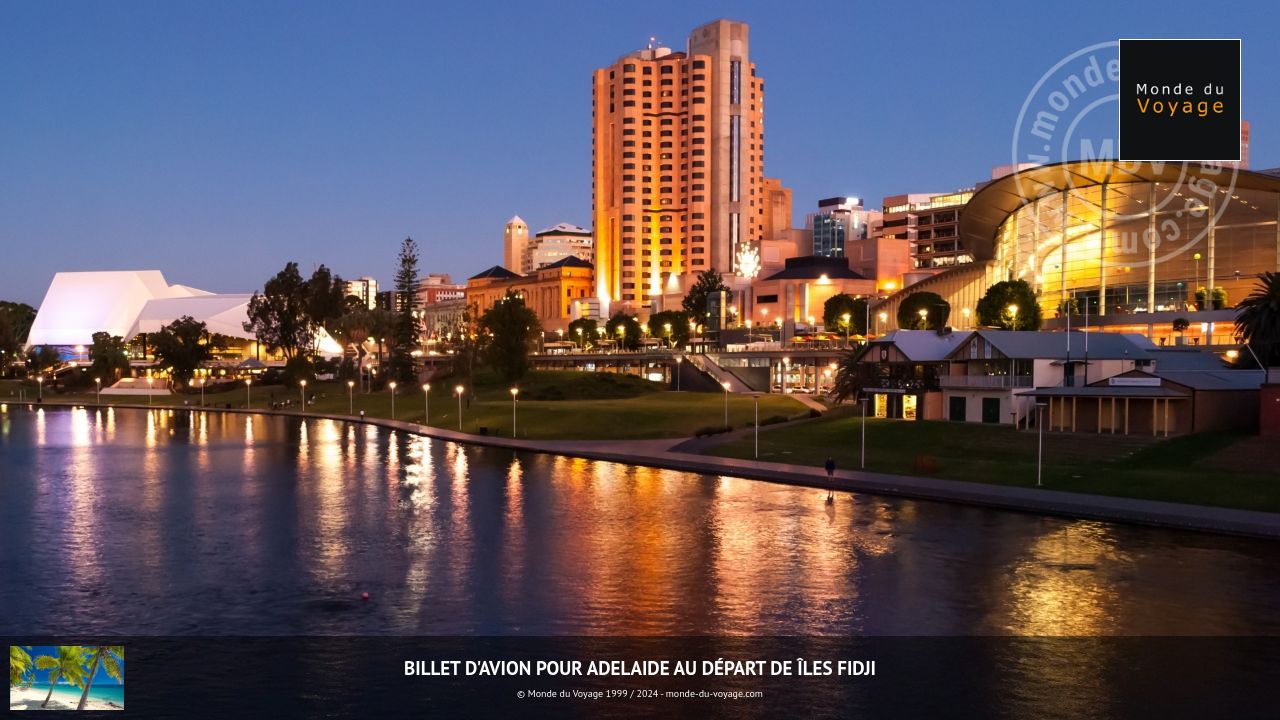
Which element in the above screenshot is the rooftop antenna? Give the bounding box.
[647,35,658,50]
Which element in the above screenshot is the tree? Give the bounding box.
[305,265,347,338]
[0,301,35,372]
[388,237,421,382]
[1235,271,1280,365]
[1172,317,1190,339]
[823,294,867,336]
[151,316,212,386]
[648,310,691,348]
[10,645,33,686]
[244,262,312,360]
[605,312,642,350]
[479,291,540,382]
[25,345,61,376]
[88,332,130,384]
[35,646,88,709]
[898,292,950,330]
[682,268,729,319]
[567,318,598,349]
[976,280,1041,330]
[75,646,123,712]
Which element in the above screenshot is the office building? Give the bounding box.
[880,189,974,271]
[416,273,466,305]
[527,223,594,273]
[592,19,765,311]
[344,276,379,309]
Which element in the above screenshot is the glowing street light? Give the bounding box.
[198,377,205,408]
[455,385,465,431]
[918,308,928,329]
[147,376,154,406]
[347,380,355,414]
[94,377,101,406]
[245,377,253,408]
[388,380,397,419]
[1007,304,1020,329]
[842,312,852,347]
[878,311,888,333]
[675,355,683,391]
[663,322,672,347]
[299,379,308,409]
[510,386,519,437]
[422,383,431,425]
[961,307,972,327]
[782,356,791,395]
[576,326,584,350]
[36,375,43,402]
[722,381,731,427]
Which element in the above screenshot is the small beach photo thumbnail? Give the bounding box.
[10,646,124,711]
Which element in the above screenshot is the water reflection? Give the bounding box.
[1,407,1279,639]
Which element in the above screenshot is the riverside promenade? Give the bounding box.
[22,400,1280,539]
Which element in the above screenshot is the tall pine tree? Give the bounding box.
[388,237,421,382]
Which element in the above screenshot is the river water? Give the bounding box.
[2,405,1278,637]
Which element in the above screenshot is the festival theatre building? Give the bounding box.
[876,161,1280,347]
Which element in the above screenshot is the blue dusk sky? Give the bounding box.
[2,0,1278,305]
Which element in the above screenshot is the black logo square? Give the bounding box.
[1119,39,1240,161]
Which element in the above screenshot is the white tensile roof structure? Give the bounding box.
[27,270,346,355]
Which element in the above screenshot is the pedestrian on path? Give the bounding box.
[824,456,836,504]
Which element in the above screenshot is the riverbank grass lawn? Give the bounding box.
[703,410,1280,513]
[0,372,809,441]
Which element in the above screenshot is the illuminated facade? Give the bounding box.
[880,190,974,270]
[972,162,1280,328]
[592,19,765,311]
[465,257,595,333]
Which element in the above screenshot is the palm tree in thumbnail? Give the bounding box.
[34,645,88,708]
[1235,271,1280,366]
[9,645,33,686]
[76,645,124,711]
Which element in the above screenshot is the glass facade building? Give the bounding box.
[961,162,1280,320]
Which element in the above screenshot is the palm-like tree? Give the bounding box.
[1235,271,1280,366]
[9,645,33,686]
[76,646,124,711]
[34,645,88,708]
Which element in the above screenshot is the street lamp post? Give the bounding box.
[1036,402,1048,486]
[245,377,252,408]
[455,385,465,431]
[842,312,852,347]
[722,381,731,428]
[422,383,430,425]
[1007,304,1020,330]
[36,375,43,402]
[347,380,355,415]
[299,379,307,409]
[147,377,154,406]
[388,381,397,419]
[675,356,683,391]
[918,308,928,329]
[198,378,205,408]
[94,377,101,406]
[751,392,761,458]
[510,387,519,437]
[860,397,869,469]
[878,311,888,334]
[663,322,672,348]
[782,357,790,395]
